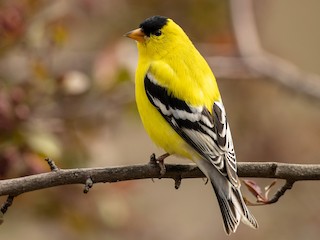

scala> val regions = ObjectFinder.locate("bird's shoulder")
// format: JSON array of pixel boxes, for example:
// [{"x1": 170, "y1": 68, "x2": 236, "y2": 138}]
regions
[{"x1": 147, "y1": 59, "x2": 218, "y2": 109}]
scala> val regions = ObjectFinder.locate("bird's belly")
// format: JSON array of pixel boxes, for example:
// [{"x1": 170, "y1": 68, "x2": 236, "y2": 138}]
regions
[{"x1": 136, "y1": 90, "x2": 194, "y2": 160}]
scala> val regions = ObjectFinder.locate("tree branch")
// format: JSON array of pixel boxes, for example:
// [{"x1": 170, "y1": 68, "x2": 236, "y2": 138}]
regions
[
  {"x1": 1, "y1": 162, "x2": 320, "y2": 197},
  {"x1": 229, "y1": 0, "x2": 320, "y2": 99}
]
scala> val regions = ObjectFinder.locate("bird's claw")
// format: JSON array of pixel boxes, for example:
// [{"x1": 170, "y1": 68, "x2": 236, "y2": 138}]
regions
[
  {"x1": 149, "y1": 153, "x2": 170, "y2": 177},
  {"x1": 158, "y1": 159, "x2": 166, "y2": 176}
]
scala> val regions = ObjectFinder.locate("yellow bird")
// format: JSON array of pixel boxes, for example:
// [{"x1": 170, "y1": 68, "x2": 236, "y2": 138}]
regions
[{"x1": 125, "y1": 15, "x2": 258, "y2": 234}]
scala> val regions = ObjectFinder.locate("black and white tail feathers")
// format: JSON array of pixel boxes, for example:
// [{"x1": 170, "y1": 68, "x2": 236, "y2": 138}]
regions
[
  {"x1": 197, "y1": 159, "x2": 258, "y2": 234},
  {"x1": 143, "y1": 72, "x2": 258, "y2": 234}
]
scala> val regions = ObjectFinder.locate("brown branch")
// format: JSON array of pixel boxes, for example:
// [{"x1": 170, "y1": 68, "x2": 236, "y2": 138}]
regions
[
  {"x1": 243, "y1": 179, "x2": 296, "y2": 206},
  {"x1": 229, "y1": 0, "x2": 320, "y2": 99},
  {"x1": 45, "y1": 158, "x2": 59, "y2": 172},
  {"x1": 0, "y1": 162, "x2": 320, "y2": 198},
  {"x1": 0, "y1": 195, "x2": 15, "y2": 214},
  {"x1": 266, "y1": 180, "x2": 295, "y2": 204},
  {"x1": 205, "y1": 56, "x2": 257, "y2": 79}
]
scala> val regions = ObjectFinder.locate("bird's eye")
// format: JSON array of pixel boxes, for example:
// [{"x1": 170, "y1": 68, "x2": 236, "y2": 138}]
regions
[{"x1": 154, "y1": 30, "x2": 162, "y2": 36}]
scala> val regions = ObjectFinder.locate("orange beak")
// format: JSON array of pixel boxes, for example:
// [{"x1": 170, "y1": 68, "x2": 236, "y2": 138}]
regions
[{"x1": 124, "y1": 28, "x2": 146, "y2": 42}]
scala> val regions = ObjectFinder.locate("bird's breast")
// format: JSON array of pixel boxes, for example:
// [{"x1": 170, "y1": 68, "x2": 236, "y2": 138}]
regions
[{"x1": 134, "y1": 63, "x2": 194, "y2": 159}]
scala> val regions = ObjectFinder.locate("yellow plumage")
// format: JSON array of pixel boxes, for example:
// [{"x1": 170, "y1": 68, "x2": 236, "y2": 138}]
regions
[
  {"x1": 135, "y1": 19, "x2": 220, "y2": 158},
  {"x1": 126, "y1": 16, "x2": 258, "y2": 234}
]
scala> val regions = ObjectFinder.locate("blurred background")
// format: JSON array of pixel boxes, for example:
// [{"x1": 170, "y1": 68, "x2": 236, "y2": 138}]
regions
[{"x1": 1, "y1": 0, "x2": 320, "y2": 239}]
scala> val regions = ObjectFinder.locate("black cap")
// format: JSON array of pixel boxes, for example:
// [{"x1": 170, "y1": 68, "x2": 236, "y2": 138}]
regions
[{"x1": 139, "y1": 16, "x2": 168, "y2": 37}]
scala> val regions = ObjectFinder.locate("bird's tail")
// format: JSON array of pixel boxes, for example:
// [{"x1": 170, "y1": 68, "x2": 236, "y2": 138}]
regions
[{"x1": 197, "y1": 159, "x2": 258, "y2": 234}]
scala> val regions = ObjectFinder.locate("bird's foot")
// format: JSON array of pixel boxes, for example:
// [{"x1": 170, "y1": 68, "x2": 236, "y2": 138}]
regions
[{"x1": 149, "y1": 153, "x2": 170, "y2": 176}]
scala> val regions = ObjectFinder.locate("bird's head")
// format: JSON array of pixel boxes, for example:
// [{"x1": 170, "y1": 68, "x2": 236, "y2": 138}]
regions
[{"x1": 125, "y1": 16, "x2": 191, "y2": 59}]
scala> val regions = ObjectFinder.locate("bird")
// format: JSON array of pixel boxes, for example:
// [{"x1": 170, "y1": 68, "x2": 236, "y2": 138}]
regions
[{"x1": 125, "y1": 15, "x2": 258, "y2": 234}]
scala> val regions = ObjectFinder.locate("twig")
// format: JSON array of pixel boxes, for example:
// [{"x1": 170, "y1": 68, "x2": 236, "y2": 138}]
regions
[
  {"x1": 0, "y1": 195, "x2": 15, "y2": 214},
  {"x1": 0, "y1": 162, "x2": 320, "y2": 197},
  {"x1": 265, "y1": 180, "x2": 295, "y2": 204},
  {"x1": 244, "y1": 179, "x2": 295, "y2": 206},
  {"x1": 45, "y1": 158, "x2": 59, "y2": 172}
]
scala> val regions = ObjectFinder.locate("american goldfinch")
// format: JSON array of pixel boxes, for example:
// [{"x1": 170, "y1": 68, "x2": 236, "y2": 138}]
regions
[{"x1": 125, "y1": 15, "x2": 258, "y2": 234}]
